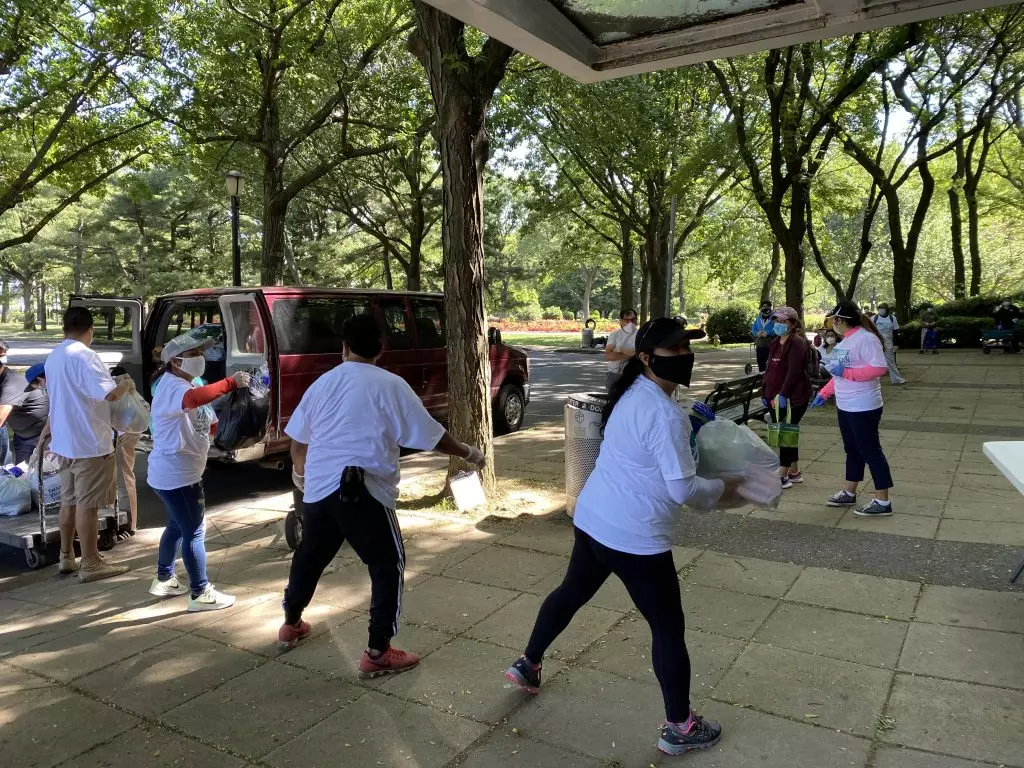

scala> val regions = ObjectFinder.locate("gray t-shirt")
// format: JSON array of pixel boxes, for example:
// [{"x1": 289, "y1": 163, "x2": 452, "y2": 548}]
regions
[{"x1": 1, "y1": 370, "x2": 48, "y2": 439}]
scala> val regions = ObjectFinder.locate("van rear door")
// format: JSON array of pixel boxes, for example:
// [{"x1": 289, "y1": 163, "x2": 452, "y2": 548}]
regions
[
  {"x1": 67, "y1": 296, "x2": 145, "y2": 389},
  {"x1": 217, "y1": 292, "x2": 275, "y2": 451}
]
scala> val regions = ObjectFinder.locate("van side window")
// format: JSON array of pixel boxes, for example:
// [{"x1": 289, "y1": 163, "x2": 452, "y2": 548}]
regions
[
  {"x1": 411, "y1": 300, "x2": 445, "y2": 349},
  {"x1": 271, "y1": 298, "x2": 370, "y2": 354},
  {"x1": 381, "y1": 301, "x2": 414, "y2": 351}
]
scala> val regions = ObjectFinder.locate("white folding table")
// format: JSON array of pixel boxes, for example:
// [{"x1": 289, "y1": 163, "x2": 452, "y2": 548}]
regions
[{"x1": 982, "y1": 441, "x2": 1024, "y2": 583}]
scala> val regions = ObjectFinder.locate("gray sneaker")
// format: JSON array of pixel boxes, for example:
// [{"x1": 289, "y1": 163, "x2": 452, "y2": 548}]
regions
[
  {"x1": 854, "y1": 500, "x2": 894, "y2": 517},
  {"x1": 658, "y1": 713, "x2": 722, "y2": 755},
  {"x1": 826, "y1": 490, "x2": 857, "y2": 507}
]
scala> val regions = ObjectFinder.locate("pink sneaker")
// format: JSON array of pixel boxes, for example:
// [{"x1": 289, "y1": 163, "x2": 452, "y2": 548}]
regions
[
  {"x1": 358, "y1": 646, "x2": 420, "y2": 679},
  {"x1": 278, "y1": 619, "x2": 313, "y2": 650}
]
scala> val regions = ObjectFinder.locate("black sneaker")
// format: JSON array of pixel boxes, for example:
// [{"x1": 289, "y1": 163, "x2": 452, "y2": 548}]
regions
[
  {"x1": 658, "y1": 713, "x2": 723, "y2": 755},
  {"x1": 826, "y1": 490, "x2": 857, "y2": 507},
  {"x1": 505, "y1": 655, "x2": 541, "y2": 694},
  {"x1": 854, "y1": 500, "x2": 893, "y2": 517}
]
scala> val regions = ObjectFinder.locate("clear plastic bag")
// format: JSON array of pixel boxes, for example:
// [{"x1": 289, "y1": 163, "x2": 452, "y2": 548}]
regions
[
  {"x1": 108, "y1": 375, "x2": 150, "y2": 434},
  {"x1": 695, "y1": 420, "x2": 781, "y2": 510}
]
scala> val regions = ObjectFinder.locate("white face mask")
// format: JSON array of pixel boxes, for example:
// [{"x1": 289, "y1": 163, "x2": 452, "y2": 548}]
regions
[
  {"x1": 177, "y1": 356, "x2": 206, "y2": 379},
  {"x1": 624, "y1": 322, "x2": 637, "y2": 333},
  {"x1": 0, "y1": 356, "x2": 7, "y2": 365}
]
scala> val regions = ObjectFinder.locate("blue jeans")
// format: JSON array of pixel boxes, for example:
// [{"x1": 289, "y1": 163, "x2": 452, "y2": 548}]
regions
[{"x1": 154, "y1": 483, "x2": 208, "y2": 596}]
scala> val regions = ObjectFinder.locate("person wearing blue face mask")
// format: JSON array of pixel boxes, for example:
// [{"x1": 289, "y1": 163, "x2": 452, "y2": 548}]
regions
[
  {"x1": 760, "y1": 307, "x2": 812, "y2": 489},
  {"x1": 750, "y1": 301, "x2": 776, "y2": 372}
]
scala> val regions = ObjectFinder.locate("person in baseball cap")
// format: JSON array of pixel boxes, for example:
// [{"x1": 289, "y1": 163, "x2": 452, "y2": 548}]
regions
[
  {"x1": 505, "y1": 316, "x2": 729, "y2": 756},
  {"x1": 7, "y1": 362, "x2": 49, "y2": 464},
  {"x1": 761, "y1": 306, "x2": 812, "y2": 488}
]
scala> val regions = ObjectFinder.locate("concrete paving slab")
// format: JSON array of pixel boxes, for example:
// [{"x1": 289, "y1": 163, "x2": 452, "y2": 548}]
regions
[
  {"x1": 883, "y1": 673, "x2": 1024, "y2": 766},
  {"x1": 784, "y1": 567, "x2": 920, "y2": 619},
  {"x1": 508, "y1": 665, "x2": 666, "y2": 767},
  {"x1": 5, "y1": 568, "x2": 147, "y2": 609},
  {"x1": 500, "y1": 521, "x2": 577, "y2": 556},
  {"x1": 0, "y1": 663, "x2": 55, "y2": 712},
  {"x1": 0, "y1": 685, "x2": 138, "y2": 768},
  {"x1": 71, "y1": 724, "x2": 248, "y2": 768},
  {"x1": 750, "y1": 502, "x2": 845, "y2": 527},
  {"x1": 685, "y1": 552, "x2": 803, "y2": 598},
  {"x1": 458, "y1": 727, "x2": 601, "y2": 768},
  {"x1": 873, "y1": 746, "x2": 993, "y2": 768},
  {"x1": 714, "y1": 643, "x2": 893, "y2": 737},
  {"x1": 683, "y1": 701, "x2": 871, "y2": 768},
  {"x1": 580, "y1": 617, "x2": 743, "y2": 695},
  {"x1": 466, "y1": 592, "x2": 622, "y2": 659},
  {"x1": 8, "y1": 622, "x2": 182, "y2": 682},
  {"x1": 76, "y1": 633, "x2": 266, "y2": 716},
  {"x1": 401, "y1": 534, "x2": 492, "y2": 576},
  {"x1": 915, "y1": 584, "x2": 1024, "y2": 633},
  {"x1": 937, "y1": 519, "x2": 1024, "y2": 546},
  {"x1": 161, "y1": 660, "x2": 361, "y2": 759},
  {"x1": 265, "y1": 690, "x2": 487, "y2": 768},
  {"x1": 400, "y1": 575, "x2": 518, "y2": 633},
  {"x1": 379, "y1": 636, "x2": 545, "y2": 724},
  {"x1": 680, "y1": 583, "x2": 778, "y2": 640},
  {"x1": 442, "y1": 544, "x2": 568, "y2": 589},
  {"x1": 836, "y1": 509, "x2": 940, "y2": 539},
  {"x1": 943, "y1": 500, "x2": 1024, "y2": 523},
  {"x1": 217, "y1": 551, "x2": 294, "y2": 588},
  {"x1": 899, "y1": 622, "x2": 1024, "y2": 689},
  {"x1": 755, "y1": 603, "x2": 908, "y2": 668},
  {"x1": 282, "y1": 614, "x2": 453, "y2": 679}
]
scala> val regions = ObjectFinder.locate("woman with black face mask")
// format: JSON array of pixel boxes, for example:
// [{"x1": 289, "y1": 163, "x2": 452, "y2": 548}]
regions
[{"x1": 506, "y1": 318, "x2": 731, "y2": 757}]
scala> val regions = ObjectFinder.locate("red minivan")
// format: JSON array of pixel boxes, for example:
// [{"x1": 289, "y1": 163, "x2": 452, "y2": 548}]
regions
[{"x1": 70, "y1": 288, "x2": 531, "y2": 463}]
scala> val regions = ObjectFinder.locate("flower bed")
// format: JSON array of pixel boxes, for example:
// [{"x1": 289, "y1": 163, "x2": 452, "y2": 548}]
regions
[{"x1": 489, "y1": 318, "x2": 618, "y2": 333}]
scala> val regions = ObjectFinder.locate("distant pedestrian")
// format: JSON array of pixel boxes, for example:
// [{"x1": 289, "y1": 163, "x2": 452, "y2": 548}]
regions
[
  {"x1": 872, "y1": 304, "x2": 905, "y2": 385},
  {"x1": 994, "y1": 299, "x2": 1021, "y2": 353},
  {"x1": 812, "y1": 301, "x2": 895, "y2": 518},
  {"x1": 604, "y1": 309, "x2": 638, "y2": 392},
  {"x1": 147, "y1": 332, "x2": 250, "y2": 610},
  {"x1": 279, "y1": 314, "x2": 485, "y2": 677},
  {"x1": 506, "y1": 318, "x2": 729, "y2": 757},
  {"x1": 750, "y1": 301, "x2": 776, "y2": 372},
  {"x1": 10, "y1": 363, "x2": 49, "y2": 464},
  {"x1": 818, "y1": 329, "x2": 841, "y2": 377},
  {"x1": 760, "y1": 307, "x2": 812, "y2": 489},
  {"x1": 919, "y1": 305, "x2": 939, "y2": 354},
  {"x1": 46, "y1": 307, "x2": 134, "y2": 581}
]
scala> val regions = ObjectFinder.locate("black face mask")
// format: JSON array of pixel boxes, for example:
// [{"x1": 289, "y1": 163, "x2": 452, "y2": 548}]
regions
[
  {"x1": 761, "y1": 309, "x2": 771, "y2": 317},
  {"x1": 648, "y1": 353, "x2": 694, "y2": 387}
]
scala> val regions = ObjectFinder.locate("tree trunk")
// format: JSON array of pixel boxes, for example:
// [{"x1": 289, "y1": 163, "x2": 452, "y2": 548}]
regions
[
  {"x1": 411, "y1": 2, "x2": 514, "y2": 492},
  {"x1": 892, "y1": 244, "x2": 914, "y2": 320},
  {"x1": 761, "y1": 240, "x2": 781, "y2": 304},
  {"x1": 677, "y1": 251, "x2": 686, "y2": 317},
  {"x1": 949, "y1": 186, "x2": 966, "y2": 299},
  {"x1": 1, "y1": 276, "x2": 9, "y2": 324},
  {"x1": 643, "y1": 177, "x2": 669, "y2": 318},
  {"x1": 260, "y1": 87, "x2": 286, "y2": 285},
  {"x1": 74, "y1": 217, "x2": 84, "y2": 293},
  {"x1": 966, "y1": 192, "x2": 982, "y2": 296},
  {"x1": 406, "y1": 236, "x2": 422, "y2": 292},
  {"x1": 382, "y1": 247, "x2": 394, "y2": 291},
  {"x1": 580, "y1": 267, "x2": 594, "y2": 319},
  {"x1": 619, "y1": 220, "x2": 634, "y2": 311},
  {"x1": 639, "y1": 264, "x2": 650, "y2": 323},
  {"x1": 784, "y1": 182, "x2": 808, "y2": 318},
  {"x1": 21, "y1": 278, "x2": 35, "y2": 332},
  {"x1": 37, "y1": 282, "x2": 47, "y2": 331}
]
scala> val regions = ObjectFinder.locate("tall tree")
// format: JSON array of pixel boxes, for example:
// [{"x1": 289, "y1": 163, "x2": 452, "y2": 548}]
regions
[{"x1": 409, "y1": 2, "x2": 515, "y2": 491}]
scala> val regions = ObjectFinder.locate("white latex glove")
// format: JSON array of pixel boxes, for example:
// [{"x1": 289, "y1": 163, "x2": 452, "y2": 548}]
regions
[
  {"x1": 291, "y1": 468, "x2": 305, "y2": 491},
  {"x1": 232, "y1": 371, "x2": 252, "y2": 388},
  {"x1": 463, "y1": 445, "x2": 486, "y2": 470}
]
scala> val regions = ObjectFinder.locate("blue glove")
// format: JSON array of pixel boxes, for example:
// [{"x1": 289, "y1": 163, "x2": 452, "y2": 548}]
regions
[
  {"x1": 689, "y1": 401, "x2": 716, "y2": 435},
  {"x1": 810, "y1": 394, "x2": 827, "y2": 408},
  {"x1": 776, "y1": 394, "x2": 789, "y2": 409},
  {"x1": 761, "y1": 398, "x2": 770, "y2": 410},
  {"x1": 824, "y1": 359, "x2": 847, "y2": 377}
]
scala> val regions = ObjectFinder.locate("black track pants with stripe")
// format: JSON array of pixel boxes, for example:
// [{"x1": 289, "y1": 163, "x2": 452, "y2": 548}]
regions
[{"x1": 283, "y1": 470, "x2": 405, "y2": 651}]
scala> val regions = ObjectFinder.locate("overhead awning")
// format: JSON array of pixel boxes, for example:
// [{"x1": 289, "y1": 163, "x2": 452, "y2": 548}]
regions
[{"x1": 422, "y1": 0, "x2": 1014, "y2": 82}]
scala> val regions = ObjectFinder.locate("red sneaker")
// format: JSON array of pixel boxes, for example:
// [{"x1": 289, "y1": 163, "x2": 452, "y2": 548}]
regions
[
  {"x1": 358, "y1": 646, "x2": 420, "y2": 679},
  {"x1": 278, "y1": 619, "x2": 313, "y2": 650}
]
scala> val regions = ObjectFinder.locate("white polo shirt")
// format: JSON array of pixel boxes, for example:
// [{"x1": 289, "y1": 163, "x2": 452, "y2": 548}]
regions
[
  {"x1": 833, "y1": 327, "x2": 888, "y2": 413},
  {"x1": 874, "y1": 314, "x2": 899, "y2": 337},
  {"x1": 45, "y1": 339, "x2": 116, "y2": 459},
  {"x1": 606, "y1": 326, "x2": 637, "y2": 374},
  {"x1": 285, "y1": 361, "x2": 446, "y2": 508},
  {"x1": 574, "y1": 375, "x2": 697, "y2": 555}
]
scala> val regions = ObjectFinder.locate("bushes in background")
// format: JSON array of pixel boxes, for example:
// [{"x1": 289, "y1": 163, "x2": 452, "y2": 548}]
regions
[
  {"x1": 895, "y1": 316, "x2": 996, "y2": 349},
  {"x1": 706, "y1": 303, "x2": 754, "y2": 343}
]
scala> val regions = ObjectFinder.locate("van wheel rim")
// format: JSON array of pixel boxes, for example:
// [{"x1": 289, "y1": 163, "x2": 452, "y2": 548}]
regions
[{"x1": 505, "y1": 395, "x2": 523, "y2": 427}]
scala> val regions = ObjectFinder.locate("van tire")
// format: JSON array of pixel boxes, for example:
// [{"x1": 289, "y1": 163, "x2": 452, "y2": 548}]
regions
[{"x1": 494, "y1": 383, "x2": 526, "y2": 435}]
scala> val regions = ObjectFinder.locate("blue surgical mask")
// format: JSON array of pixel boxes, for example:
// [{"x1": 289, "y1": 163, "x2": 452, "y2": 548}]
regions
[{"x1": 773, "y1": 323, "x2": 789, "y2": 336}]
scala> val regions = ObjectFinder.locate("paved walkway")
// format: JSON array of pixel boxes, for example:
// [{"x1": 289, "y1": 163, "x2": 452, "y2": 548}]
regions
[{"x1": 1, "y1": 351, "x2": 1022, "y2": 768}]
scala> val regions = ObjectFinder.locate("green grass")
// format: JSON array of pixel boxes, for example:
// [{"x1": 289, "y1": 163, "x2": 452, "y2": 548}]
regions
[
  {"x1": 0, "y1": 324, "x2": 64, "y2": 341},
  {"x1": 504, "y1": 332, "x2": 748, "y2": 353}
]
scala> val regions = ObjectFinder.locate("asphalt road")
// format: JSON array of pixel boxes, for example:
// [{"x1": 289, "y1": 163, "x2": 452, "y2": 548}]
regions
[{"x1": 0, "y1": 345, "x2": 748, "y2": 576}]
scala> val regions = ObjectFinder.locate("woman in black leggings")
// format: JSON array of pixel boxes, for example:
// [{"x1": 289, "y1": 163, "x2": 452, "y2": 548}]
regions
[{"x1": 505, "y1": 317, "x2": 731, "y2": 757}]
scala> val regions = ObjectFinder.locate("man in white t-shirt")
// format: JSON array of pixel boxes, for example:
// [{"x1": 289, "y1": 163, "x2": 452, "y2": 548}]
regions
[
  {"x1": 45, "y1": 307, "x2": 134, "y2": 582},
  {"x1": 604, "y1": 308, "x2": 638, "y2": 391},
  {"x1": 278, "y1": 313, "x2": 485, "y2": 678}
]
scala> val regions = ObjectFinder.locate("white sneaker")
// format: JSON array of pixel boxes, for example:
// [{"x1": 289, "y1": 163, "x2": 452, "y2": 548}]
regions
[
  {"x1": 149, "y1": 575, "x2": 188, "y2": 598},
  {"x1": 187, "y1": 585, "x2": 236, "y2": 612}
]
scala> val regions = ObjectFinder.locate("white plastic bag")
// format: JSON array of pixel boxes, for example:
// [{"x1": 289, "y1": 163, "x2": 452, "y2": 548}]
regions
[
  {"x1": 0, "y1": 472, "x2": 32, "y2": 516},
  {"x1": 109, "y1": 376, "x2": 150, "y2": 434},
  {"x1": 695, "y1": 420, "x2": 781, "y2": 510}
]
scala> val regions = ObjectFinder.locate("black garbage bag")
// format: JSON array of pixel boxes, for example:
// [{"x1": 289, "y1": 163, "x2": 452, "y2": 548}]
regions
[{"x1": 213, "y1": 386, "x2": 269, "y2": 451}]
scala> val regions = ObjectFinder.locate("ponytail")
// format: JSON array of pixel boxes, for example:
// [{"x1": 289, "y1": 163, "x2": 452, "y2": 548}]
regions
[{"x1": 601, "y1": 356, "x2": 644, "y2": 432}]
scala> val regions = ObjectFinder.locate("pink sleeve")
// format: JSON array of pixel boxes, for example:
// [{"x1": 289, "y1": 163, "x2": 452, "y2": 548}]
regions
[
  {"x1": 842, "y1": 365, "x2": 887, "y2": 382},
  {"x1": 818, "y1": 378, "x2": 835, "y2": 400}
]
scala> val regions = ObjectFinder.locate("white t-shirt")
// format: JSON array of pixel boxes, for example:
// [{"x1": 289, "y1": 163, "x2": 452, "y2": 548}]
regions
[
  {"x1": 45, "y1": 339, "x2": 116, "y2": 459},
  {"x1": 606, "y1": 326, "x2": 637, "y2": 374},
  {"x1": 285, "y1": 361, "x2": 446, "y2": 508},
  {"x1": 147, "y1": 375, "x2": 218, "y2": 490},
  {"x1": 574, "y1": 375, "x2": 697, "y2": 555},
  {"x1": 833, "y1": 327, "x2": 888, "y2": 413},
  {"x1": 874, "y1": 314, "x2": 899, "y2": 337}
]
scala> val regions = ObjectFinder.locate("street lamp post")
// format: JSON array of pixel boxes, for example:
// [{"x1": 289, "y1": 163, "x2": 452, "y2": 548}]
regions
[{"x1": 225, "y1": 171, "x2": 245, "y2": 286}]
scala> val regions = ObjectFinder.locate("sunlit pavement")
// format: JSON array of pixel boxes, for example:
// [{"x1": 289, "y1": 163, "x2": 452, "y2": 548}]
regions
[{"x1": 0, "y1": 349, "x2": 1022, "y2": 767}]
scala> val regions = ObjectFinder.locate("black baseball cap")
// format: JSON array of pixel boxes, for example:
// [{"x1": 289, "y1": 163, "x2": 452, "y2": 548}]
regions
[{"x1": 635, "y1": 317, "x2": 704, "y2": 352}]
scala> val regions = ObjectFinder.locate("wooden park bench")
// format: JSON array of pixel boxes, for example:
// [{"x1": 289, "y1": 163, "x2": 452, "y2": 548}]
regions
[{"x1": 703, "y1": 373, "x2": 769, "y2": 425}]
